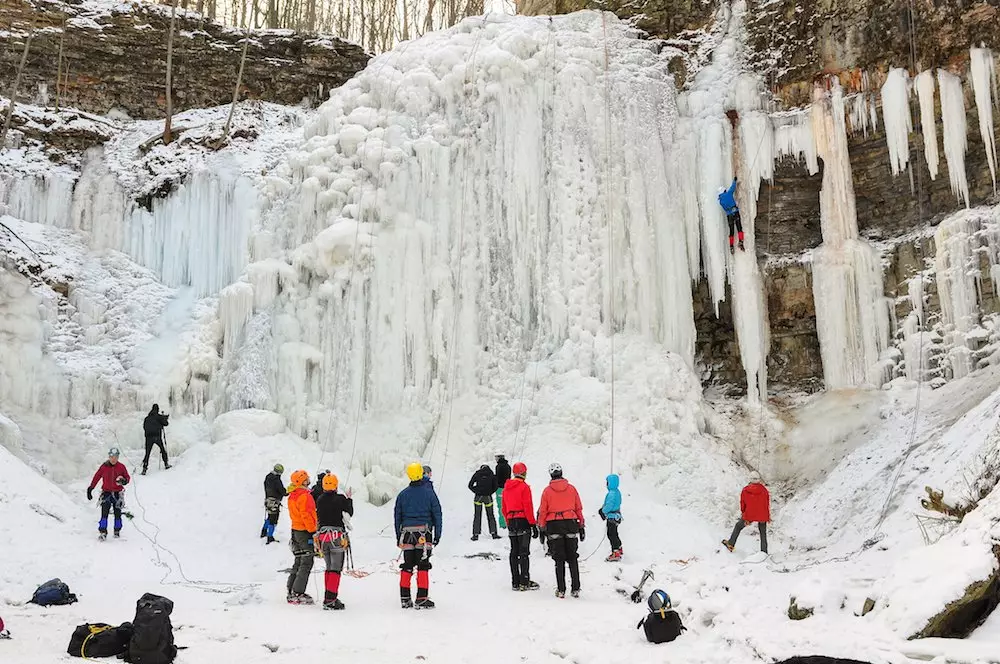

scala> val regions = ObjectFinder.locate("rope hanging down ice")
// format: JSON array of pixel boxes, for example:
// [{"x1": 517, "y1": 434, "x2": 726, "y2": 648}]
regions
[{"x1": 601, "y1": 12, "x2": 617, "y2": 476}]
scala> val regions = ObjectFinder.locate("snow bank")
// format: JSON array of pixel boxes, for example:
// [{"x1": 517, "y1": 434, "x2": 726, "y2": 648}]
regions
[{"x1": 211, "y1": 408, "x2": 287, "y2": 443}]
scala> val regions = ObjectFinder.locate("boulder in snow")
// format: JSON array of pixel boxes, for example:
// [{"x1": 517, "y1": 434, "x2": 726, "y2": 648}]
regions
[{"x1": 211, "y1": 409, "x2": 287, "y2": 443}]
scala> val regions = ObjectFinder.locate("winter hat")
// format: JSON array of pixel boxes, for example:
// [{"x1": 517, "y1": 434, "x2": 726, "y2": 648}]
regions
[
  {"x1": 406, "y1": 462, "x2": 424, "y2": 482},
  {"x1": 648, "y1": 589, "x2": 672, "y2": 617},
  {"x1": 548, "y1": 462, "x2": 563, "y2": 479},
  {"x1": 512, "y1": 462, "x2": 527, "y2": 478},
  {"x1": 273, "y1": 464, "x2": 284, "y2": 474},
  {"x1": 322, "y1": 474, "x2": 339, "y2": 491}
]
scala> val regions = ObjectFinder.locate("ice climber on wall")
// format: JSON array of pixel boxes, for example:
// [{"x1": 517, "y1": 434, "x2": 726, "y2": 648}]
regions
[
  {"x1": 599, "y1": 474, "x2": 624, "y2": 561},
  {"x1": 394, "y1": 462, "x2": 442, "y2": 609},
  {"x1": 722, "y1": 471, "x2": 770, "y2": 555},
  {"x1": 468, "y1": 463, "x2": 501, "y2": 541},
  {"x1": 315, "y1": 473, "x2": 353, "y2": 610},
  {"x1": 261, "y1": 464, "x2": 285, "y2": 544},
  {"x1": 717, "y1": 177, "x2": 745, "y2": 254},
  {"x1": 141, "y1": 404, "x2": 170, "y2": 475},
  {"x1": 286, "y1": 470, "x2": 318, "y2": 605},
  {"x1": 87, "y1": 447, "x2": 130, "y2": 540},
  {"x1": 537, "y1": 463, "x2": 585, "y2": 598},
  {"x1": 495, "y1": 452, "x2": 512, "y2": 529},
  {"x1": 501, "y1": 462, "x2": 540, "y2": 591}
]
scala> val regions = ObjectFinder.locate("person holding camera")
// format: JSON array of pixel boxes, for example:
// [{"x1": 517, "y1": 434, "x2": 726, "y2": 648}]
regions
[{"x1": 141, "y1": 403, "x2": 171, "y2": 475}]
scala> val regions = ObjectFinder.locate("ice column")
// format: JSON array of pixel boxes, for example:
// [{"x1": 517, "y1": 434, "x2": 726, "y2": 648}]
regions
[
  {"x1": 810, "y1": 80, "x2": 891, "y2": 389},
  {"x1": 915, "y1": 71, "x2": 940, "y2": 180},
  {"x1": 880, "y1": 68, "x2": 912, "y2": 176},
  {"x1": 970, "y1": 48, "x2": 998, "y2": 191},
  {"x1": 937, "y1": 70, "x2": 970, "y2": 208}
]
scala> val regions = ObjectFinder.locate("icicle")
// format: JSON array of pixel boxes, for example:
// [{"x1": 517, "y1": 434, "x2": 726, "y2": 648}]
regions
[
  {"x1": 773, "y1": 110, "x2": 819, "y2": 175},
  {"x1": 219, "y1": 282, "x2": 255, "y2": 347},
  {"x1": 970, "y1": 48, "x2": 998, "y2": 191},
  {"x1": 937, "y1": 70, "x2": 970, "y2": 207},
  {"x1": 915, "y1": 71, "x2": 940, "y2": 181},
  {"x1": 880, "y1": 68, "x2": 912, "y2": 176}
]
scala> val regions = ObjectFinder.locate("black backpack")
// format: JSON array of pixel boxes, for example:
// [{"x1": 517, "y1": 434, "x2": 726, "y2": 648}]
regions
[
  {"x1": 125, "y1": 594, "x2": 176, "y2": 664},
  {"x1": 29, "y1": 578, "x2": 78, "y2": 606},
  {"x1": 67, "y1": 622, "x2": 133, "y2": 658}
]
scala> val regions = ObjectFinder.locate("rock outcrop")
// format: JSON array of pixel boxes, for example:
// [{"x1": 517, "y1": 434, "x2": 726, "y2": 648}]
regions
[{"x1": 0, "y1": 0, "x2": 370, "y2": 119}]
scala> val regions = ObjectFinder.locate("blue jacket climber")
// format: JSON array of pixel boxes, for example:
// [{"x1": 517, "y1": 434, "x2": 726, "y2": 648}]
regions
[
  {"x1": 717, "y1": 178, "x2": 745, "y2": 253},
  {"x1": 717, "y1": 178, "x2": 738, "y2": 215},
  {"x1": 601, "y1": 474, "x2": 622, "y2": 520},
  {"x1": 394, "y1": 478, "x2": 443, "y2": 543}
]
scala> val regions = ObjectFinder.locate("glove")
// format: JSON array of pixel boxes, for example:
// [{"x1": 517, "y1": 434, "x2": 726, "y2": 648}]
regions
[
  {"x1": 116, "y1": 476, "x2": 128, "y2": 486},
  {"x1": 87, "y1": 487, "x2": 93, "y2": 501},
  {"x1": 433, "y1": 537, "x2": 440, "y2": 546},
  {"x1": 539, "y1": 531, "x2": 547, "y2": 546},
  {"x1": 579, "y1": 527, "x2": 586, "y2": 542},
  {"x1": 598, "y1": 508, "x2": 606, "y2": 521},
  {"x1": 531, "y1": 525, "x2": 539, "y2": 539}
]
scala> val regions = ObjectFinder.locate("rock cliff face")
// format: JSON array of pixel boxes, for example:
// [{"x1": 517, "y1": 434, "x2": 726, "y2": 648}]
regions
[{"x1": 0, "y1": 0, "x2": 370, "y2": 120}]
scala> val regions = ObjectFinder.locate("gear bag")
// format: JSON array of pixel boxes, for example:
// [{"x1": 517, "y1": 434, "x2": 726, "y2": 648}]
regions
[
  {"x1": 124, "y1": 594, "x2": 176, "y2": 664},
  {"x1": 67, "y1": 622, "x2": 133, "y2": 658},
  {"x1": 29, "y1": 578, "x2": 78, "y2": 606}
]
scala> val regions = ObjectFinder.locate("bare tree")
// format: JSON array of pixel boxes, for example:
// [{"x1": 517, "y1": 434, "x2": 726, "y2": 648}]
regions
[
  {"x1": 220, "y1": 24, "x2": 252, "y2": 142},
  {"x1": 0, "y1": 22, "x2": 34, "y2": 151},
  {"x1": 54, "y1": 17, "x2": 66, "y2": 111},
  {"x1": 163, "y1": 0, "x2": 179, "y2": 145}
]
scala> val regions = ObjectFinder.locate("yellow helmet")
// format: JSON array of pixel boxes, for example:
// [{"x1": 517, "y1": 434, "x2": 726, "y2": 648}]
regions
[{"x1": 406, "y1": 462, "x2": 424, "y2": 482}]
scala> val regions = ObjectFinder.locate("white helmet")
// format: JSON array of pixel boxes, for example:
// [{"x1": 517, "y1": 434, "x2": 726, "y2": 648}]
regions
[
  {"x1": 548, "y1": 462, "x2": 563, "y2": 478},
  {"x1": 495, "y1": 451, "x2": 506, "y2": 459}
]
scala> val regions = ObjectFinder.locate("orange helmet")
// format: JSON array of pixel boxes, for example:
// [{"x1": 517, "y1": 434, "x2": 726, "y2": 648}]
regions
[
  {"x1": 322, "y1": 474, "x2": 339, "y2": 491},
  {"x1": 290, "y1": 470, "x2": 309, "y2": 488}
]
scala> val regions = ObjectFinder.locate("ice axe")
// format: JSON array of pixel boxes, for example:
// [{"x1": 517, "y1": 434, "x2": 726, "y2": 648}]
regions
[{"x1": 630, "y1": 568, "x2": 654, "y2": 603}]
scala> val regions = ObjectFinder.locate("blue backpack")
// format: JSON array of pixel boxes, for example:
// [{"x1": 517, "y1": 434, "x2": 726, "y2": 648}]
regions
[{"x1": 30, "y1": 578, "x2": 78, "y2": 606}]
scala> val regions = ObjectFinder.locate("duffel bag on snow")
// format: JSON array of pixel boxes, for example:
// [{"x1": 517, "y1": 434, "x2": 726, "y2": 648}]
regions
[
  {"x1": 67, "y1": 622, "x2": 133, "y2": 658},
  {"x1": 124, "y1": 593, "x2": 176, "y2": 664},
  {"x1": 29, "y1": 578, "x2": 78, "y2": 606}
]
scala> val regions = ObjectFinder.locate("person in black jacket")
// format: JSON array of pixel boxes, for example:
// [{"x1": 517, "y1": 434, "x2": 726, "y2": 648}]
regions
[
  {"x1": 261, "y1": 464, "x2": 286, "y2": 544},
  {"x1": 637, "y1": 589, "x2": 686, "y2": 644},
  {"x1": 468, "y1": 464, "x2": 500, "y2": 541},
  {"x1": 495, "y1": 453, "x2": 512, "y2": 529},
  {"x1": 311, "y1": 470, "x2": 331, "y2": 502},
  {"x1": 315, "y1": 473, "x2": 354, "y2": 610},
  {"x1": 141, "y1": 404, "x2": 170, "y2": 475}
]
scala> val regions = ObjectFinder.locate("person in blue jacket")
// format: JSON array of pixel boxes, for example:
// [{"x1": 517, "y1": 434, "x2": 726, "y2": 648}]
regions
[
  {"x1": 717, "y1": 177, "x2": 745, "y2": 254},
  {"x1": 394, "y1": 462, "x2": 443, "y2": 609},
  {"x1": 599, "y1": 474, "x2": 623, "y2": 561}
]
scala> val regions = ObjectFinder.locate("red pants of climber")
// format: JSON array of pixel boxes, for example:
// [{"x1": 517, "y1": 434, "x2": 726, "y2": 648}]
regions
[
  {"x1": 727, "y1": 211, "x2": 745, "y2": 248},
  {"x1": 399, "y1": 548, "x2": 433, "y2": 608}
]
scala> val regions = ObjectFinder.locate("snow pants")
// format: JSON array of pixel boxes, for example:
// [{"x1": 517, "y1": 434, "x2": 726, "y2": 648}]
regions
[
  {"x1": 495, "y1": 488, "x2": 506, "y2": 528},
  {"x1": 287, "y1": 529, "x2": 314, "y2": 595},
  {"x1": 261, "y1": 497, "x2": 281, "y2": 538},
  {"x1": 727, "y1": 211, "x2": 744, "y2": 246},
  {"x1": 473, "y1": 495, "x2": 498, "y2": 537},
  {"x1": 399, "y1": 526, "x2": 432, "y2": 601},
  {"x1": 507, "y1": 517, "x2": 532, "y2": 588},
  {"x1": 99, "y1": 491, "x2": 124, "y2": 534},
  {"x1": 142, "y1": 437, "x2": 168, "y2": 471},
  {"x1": 546, "y1": 520, "x2": 581, "y2": 593},
  {"x1": 729, "y1": 519, "x2": 768, "y2": 554},
  {"x1": 606, "y1": 518, "x2": 622, "y2": 551}
]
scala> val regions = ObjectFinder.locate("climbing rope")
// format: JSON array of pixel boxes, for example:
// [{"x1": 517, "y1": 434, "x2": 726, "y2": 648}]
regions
[{"x1": 601, "y1": 12, "x2": 617, "y2": 475}]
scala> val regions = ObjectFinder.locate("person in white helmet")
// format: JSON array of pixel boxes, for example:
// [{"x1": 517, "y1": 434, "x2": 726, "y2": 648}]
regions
[
  {"x1": 87, "y1": 447, "x2": 131, "y2": 540},
  {"x1": 717, "y1": 178, "x2": 745, "y2": 254},
  {"x1": 537, "y1": 463, "x2": 585, "y2": 598}
]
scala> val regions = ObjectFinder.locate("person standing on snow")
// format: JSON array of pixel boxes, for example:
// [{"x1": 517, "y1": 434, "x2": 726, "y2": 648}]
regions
[
  {"x1": 599, "y1": 474, "x2": 624, "y2": 561},
  {"x1": 315, "y1": 473, "x2": 353, "y2": 611},
  {"x1": 286, "y1": 470, "x2": 318, "y2": 605},
  {"x1": 394, "y1": 462, "x2": 443, "y2": 609},
  {"x1": 468, "y1": 464, "x2": 500, "y2": 541},
  {"x1": 501, "y1": 462, "x2": 539, "y2": 591},
  {"x1": 261, "y1": 464, "x2": 286, "y2": 544},
  {"x1": 311, "y1": 469, "x2": 331, "y2": 502},
  {"x1": 141, "y1": 404, "x2": 170, "y2": 475},
  {"x1": 637, "y1": 589, "x2": 686, "y2": 644},
  {"x1": 87, "y1": 447, "x2": 131, "y2": 540},
  {"x1": 537, "y1": 463, "x2": 585, "y2": 598},
  {"x1": 722, "y1": 471, "x2": 770, "y2": 555},
  {"x1": 495, "y1": 452, "x2": 512, "y2": 529},
  {"x1": 717, "y1": 177, "x2": 745, "y2": 255}
]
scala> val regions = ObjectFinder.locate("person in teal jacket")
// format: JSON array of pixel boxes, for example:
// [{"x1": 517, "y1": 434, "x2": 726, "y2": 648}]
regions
[{"x1": 599, "y1": 474, "x2": 623, "y2": 561}]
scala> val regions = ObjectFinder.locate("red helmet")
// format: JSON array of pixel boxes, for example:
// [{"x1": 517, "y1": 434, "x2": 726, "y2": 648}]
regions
[{"x1": 512, "y1": 462, "x2": 527, "y2": 477}]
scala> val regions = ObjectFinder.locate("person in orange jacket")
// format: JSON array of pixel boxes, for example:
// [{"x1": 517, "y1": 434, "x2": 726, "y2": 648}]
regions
[
  {"x1": 537, "y1": 463, "x2": 585, "y2": 598},
  {"x1": 722, "y1": 471, "x2": 770, "y2": 555},
  {"x1": 286, "y1": 469, "x2": 318, "y2": 604},
  {"x1": 501, "y1": 462, "x2": 539, "y2": 591}
]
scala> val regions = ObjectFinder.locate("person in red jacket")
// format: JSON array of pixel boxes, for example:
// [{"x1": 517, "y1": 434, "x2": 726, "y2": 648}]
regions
[
  {"x1": 87, "y1": 447, "x2": 131, "y2": 540},
  {"x1": 537, "y1": 463, "x2": 584, "y2": 598},
  {"x1": 501, "y1": 462, "x2": 539, "y2": 591},
  {"x1": 722, "y1": 472, "x2": 770, "y2": 554}
]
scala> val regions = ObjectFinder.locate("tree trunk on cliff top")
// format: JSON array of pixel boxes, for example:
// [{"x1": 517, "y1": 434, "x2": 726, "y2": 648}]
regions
[
  {"x1": 0, "y1": 22, "x2": 34, "y2": 151},
  {"x1": 164, "y1": 0, "x2": 179, "y2": 145},
  {"x1": 221, "y1": 23, "x2": 252, "y2": 143}
]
